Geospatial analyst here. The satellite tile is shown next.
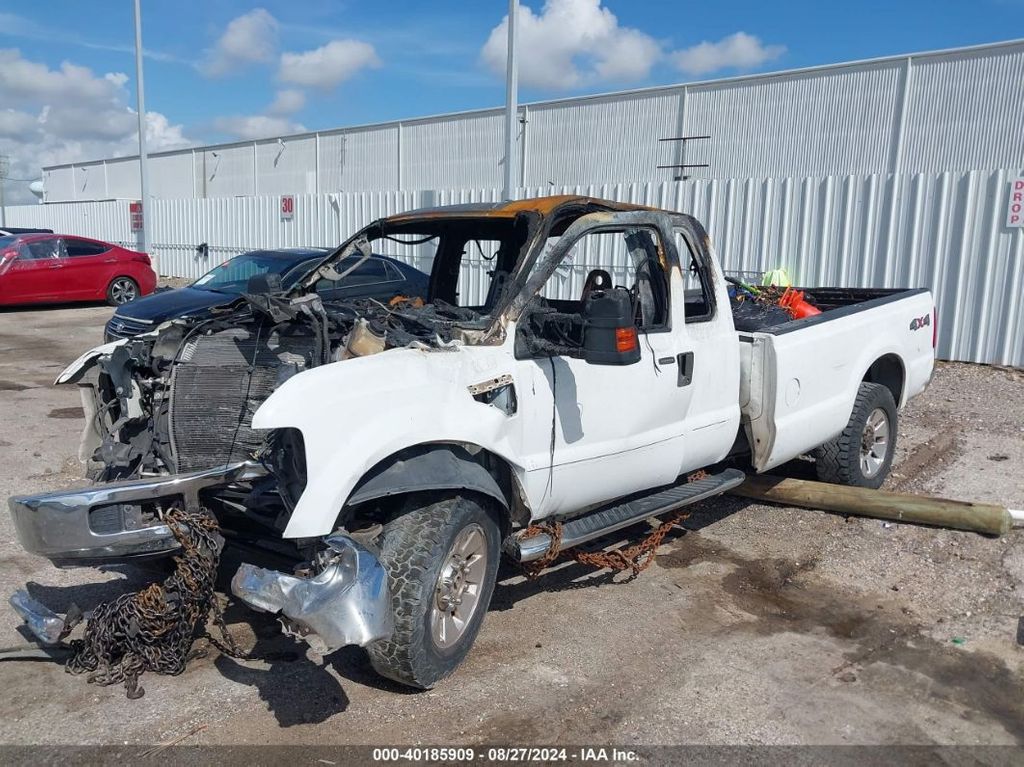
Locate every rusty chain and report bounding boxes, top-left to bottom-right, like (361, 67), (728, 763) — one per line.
(519, 470), (709, 580)
(64, 505), (251, 699)
(54, 469), (714, 694)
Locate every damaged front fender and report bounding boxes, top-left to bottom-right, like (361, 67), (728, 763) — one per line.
(231, 535), (393, 654)
(54, 339), (126, 385)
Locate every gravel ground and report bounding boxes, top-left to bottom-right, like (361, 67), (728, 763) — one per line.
(0, 301), (1022, 748)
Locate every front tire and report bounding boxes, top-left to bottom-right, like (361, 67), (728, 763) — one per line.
(106, 276), (139, 306)
(814, 382), (898, 489)
(367, 493), (501, 689)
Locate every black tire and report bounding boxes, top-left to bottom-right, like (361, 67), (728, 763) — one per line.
(814, 382), (898, 489)
(367, 492), (501, 689)
(106, 276), (139, 306)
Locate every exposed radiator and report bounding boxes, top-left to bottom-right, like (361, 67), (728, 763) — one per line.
(169, 328), (316, 473)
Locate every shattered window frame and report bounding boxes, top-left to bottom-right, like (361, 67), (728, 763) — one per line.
(673, 228), (716, 324)
(527, 224), (673, 333)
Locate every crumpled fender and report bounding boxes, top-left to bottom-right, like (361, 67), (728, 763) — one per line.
(54, 340), (126, 385)
(252, 345), (525, 539)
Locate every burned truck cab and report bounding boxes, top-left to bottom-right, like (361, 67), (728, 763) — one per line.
(10, 196), (644, 567)
(10, 196), (704, 689)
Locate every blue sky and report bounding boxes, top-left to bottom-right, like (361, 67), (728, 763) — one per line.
(0, 0), (1021, 201)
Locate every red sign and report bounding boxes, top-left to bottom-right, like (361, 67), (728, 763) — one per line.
(281, 195), (295, 221)
(129, 200), (143, 232)
(1008, 176), (1024, 228)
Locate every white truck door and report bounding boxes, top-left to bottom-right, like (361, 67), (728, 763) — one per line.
(670, 226), (742, 474)
(508, 213), (698, 518)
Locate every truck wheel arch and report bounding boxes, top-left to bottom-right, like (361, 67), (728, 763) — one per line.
(344, 443), (526, 526)
(862, 354), (905, 407)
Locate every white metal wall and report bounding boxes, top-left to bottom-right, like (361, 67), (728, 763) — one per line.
(38, 40), (1024, 202)
(684, 62), (904, 178)
(901, 45), (1024, 173)
(526, 89), (681, 186)
(3, 200), (138, 250)
(147, 190), (423, 280)
(6, 169), (1022, 367)
(403, 112), (507, 191)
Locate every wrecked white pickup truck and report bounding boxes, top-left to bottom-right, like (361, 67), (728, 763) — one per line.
(9, 196), (935, 688)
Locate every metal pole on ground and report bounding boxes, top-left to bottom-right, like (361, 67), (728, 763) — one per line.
(133, 0), (154, 270)
(502, 0), (519, 202)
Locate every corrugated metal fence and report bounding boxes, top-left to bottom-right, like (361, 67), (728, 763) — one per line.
(6, 168), (1023, 367)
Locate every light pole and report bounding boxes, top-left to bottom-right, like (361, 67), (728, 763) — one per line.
(133, 0), (153, 267)
(0, 154), (8, 228)
(502, 0), (519, 201)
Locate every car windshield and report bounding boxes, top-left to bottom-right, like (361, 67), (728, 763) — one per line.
(191, 253), (315, 294)
(0, 236), (19, 249)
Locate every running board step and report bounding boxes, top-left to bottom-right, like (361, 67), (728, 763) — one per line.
(508, 468), (746, 563)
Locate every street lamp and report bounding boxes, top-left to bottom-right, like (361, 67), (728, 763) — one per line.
(502, 0), (519, 201)
(133, 0), (153, 268)
(0, 154), (8, 228)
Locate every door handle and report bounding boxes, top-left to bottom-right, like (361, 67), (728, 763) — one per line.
(677, 352), (694, 387)
(103, 259), (117, 264)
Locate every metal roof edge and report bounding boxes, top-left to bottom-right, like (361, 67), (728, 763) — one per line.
(41, 37), (1024, 172)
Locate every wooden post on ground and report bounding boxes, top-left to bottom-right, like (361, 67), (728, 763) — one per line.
(730, 475), (1019, 536)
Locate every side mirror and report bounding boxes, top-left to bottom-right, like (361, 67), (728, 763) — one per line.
(582, 287), (641, 365)
(0, 249), (17, 275)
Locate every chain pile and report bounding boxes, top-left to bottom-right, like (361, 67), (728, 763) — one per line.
(519, 471), (709, 580)
(63, 505), (249, 699)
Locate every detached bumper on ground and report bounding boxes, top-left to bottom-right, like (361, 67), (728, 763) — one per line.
(8, 461), (265, 566)
(9, 590), (72, 645)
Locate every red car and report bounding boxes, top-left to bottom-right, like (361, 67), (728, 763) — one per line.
(0, 234), (157, 307)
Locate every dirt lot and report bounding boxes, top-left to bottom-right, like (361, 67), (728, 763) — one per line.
(0, 302), (1022, 748)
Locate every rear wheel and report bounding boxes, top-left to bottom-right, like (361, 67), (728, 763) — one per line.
(814, 382), (898, 489)
(367, 493), (500, 689)
(106, 276), (139, 306)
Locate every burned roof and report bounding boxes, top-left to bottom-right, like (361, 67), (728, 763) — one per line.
(383, 195), (657, 223)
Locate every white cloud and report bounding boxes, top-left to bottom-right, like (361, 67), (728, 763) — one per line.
(105, 72), (129, 89)
(480, 0), (661, 90)
(214, 88), (310, 141)
(0, 49), (124, 105)
(595, 28), (662, 82)
(671, 32), (785, 77)
(0, 48), (190, 204)
(268, 89), (306, 115)
(201, 8), (279, 77)
(144, 112), (190, 150)
(212, 115), (305, 141)
(0, 109), (38, 139)
(278, 40), (380, 90)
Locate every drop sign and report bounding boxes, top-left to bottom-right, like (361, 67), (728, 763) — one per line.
(281, 194), (295, 221)
(1008, 175), (1024, 227)
(129, 201), (143, 232)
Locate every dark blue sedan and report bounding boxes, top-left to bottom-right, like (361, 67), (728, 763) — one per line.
(104, 248), (429, 341)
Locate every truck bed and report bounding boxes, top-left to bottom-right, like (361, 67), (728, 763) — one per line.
(737, 287), (934, 473)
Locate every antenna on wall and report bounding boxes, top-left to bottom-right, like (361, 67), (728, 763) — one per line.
(657, 135), (711, 181)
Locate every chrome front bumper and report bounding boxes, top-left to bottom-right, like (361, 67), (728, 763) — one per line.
(8, 461), (266, 567)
